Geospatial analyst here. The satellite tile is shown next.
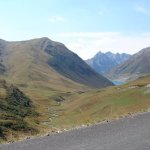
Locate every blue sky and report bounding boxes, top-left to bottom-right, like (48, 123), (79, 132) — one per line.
(0, 0), (150, 59)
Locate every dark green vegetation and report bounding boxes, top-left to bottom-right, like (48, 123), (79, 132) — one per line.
(108, 47), (150, 82)
(0, 80), (38, 141)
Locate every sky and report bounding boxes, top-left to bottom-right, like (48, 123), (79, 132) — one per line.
(0, 0), (150, 59)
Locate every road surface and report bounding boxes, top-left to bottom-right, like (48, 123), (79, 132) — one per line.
(1, 112), (150, 150)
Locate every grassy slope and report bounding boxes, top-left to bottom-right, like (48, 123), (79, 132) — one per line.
(1, 38), (112, 99)
(50, 75), (150, 129)
(0, 80), (38, 143)
(0, 38), (149, 141)
(0, 38), (113, 130)
(1, 39), (89, 102)
(0, 38), (113, 142)
(0, 73), (150, 143)
(0, 74), (149, 139)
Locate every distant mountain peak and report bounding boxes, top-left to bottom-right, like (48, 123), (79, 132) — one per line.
(106, 51), (113, 54)
(107, 47), (150, 82)
(27, 37), (52, 44)
(35, 37), (53, 43)
(40, 37), (50, 40)
(86, 51), (131, 74)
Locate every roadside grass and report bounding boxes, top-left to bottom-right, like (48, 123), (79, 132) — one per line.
(50, 75), (150, 129)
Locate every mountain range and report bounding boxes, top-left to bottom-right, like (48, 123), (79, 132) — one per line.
(86, 51), (130, 74)
(0, 38), (113, 99)
(107, 47), (150, 81)
(0, 37), (114, 141)
(0, 37), (150, 142)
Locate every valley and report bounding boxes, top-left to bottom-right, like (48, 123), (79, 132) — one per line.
(0, 38), (150, 144)
(50, 74), (150, 129)
(1, 1), (150, 149)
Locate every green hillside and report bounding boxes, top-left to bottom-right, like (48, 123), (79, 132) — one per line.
(50, 75), (150, 128)
(0, 38), (150, 143)
(0, 80), (38, 142)
(0, 38), (113, 103)
(0, 37), (113, 143)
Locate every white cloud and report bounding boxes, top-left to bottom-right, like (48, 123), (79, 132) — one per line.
(134, 4), (149, 14)
(52, 32), (150, 59)
(49, 16), (64, 23)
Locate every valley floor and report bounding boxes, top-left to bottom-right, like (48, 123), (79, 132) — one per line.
(0, 75), (150, 143)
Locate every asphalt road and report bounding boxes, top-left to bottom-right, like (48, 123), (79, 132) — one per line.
(1, 112), (150, 150)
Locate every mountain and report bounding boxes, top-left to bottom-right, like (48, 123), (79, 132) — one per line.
(0, 37), (150, 143)
(107, 47), (150, 81)
(86, 51), (130, 74)
(0, 37), (114, 142)
(0, 38), (113, 99)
